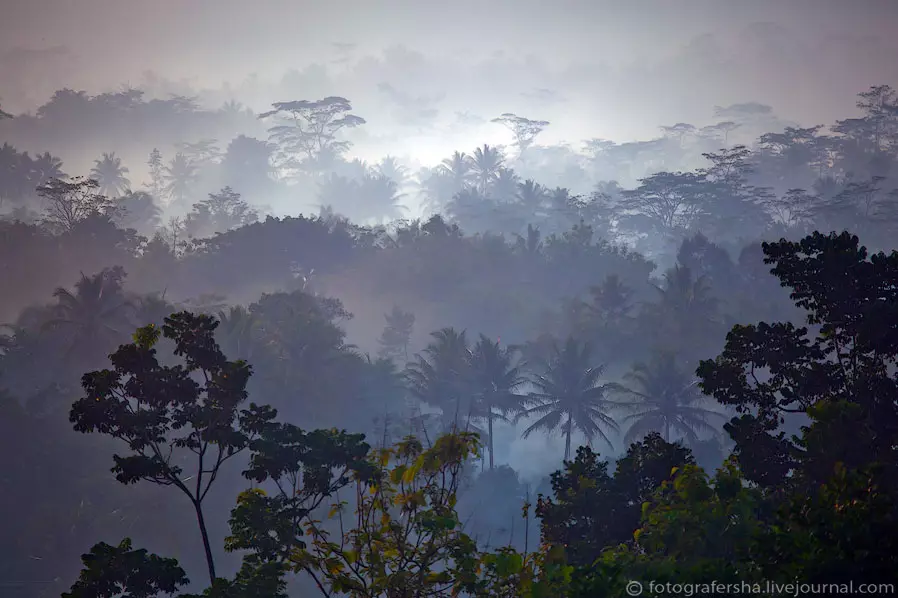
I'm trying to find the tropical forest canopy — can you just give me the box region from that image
[2,40,898,598]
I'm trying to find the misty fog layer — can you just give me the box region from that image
[2,2,898,597]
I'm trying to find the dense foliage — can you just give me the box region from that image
[2,82,898,596]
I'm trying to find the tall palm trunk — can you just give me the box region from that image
[664,420,670,443]
[488,411,495,470]
[564,416,572,462]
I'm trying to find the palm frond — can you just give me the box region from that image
[521,410,564,438]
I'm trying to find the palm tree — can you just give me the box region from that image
[317,173,358,215]
[341,158,370,180]
[163,153,199,206]
[516,179,548,212]
[574,275,635,344]
[439,151,473,189]
[546,187,579,228]
[613,352,727,445]
[586,275,634,322]
[116,190,162,233]
[467,335,528,469]
[405,327,484,434]
[644,265,721,359]
[416,167,465,216]
[216,306,258,361]
[28,152,65,188]
[652,265,718,318]
[90,152,131,197]
[517,337,620,461]
[131,292,175,327]
[489,167,520,202]
[445,187,491,230]
[468,145,504,194]
[356,173,407,223]
[43,267,132,361]
[376,156,408,185]
[363,355,411,446]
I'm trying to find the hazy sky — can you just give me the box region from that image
[3,0,898,145]
[3,1,897,62]
[3,1,898,71]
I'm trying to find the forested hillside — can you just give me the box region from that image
[2,21,898,597]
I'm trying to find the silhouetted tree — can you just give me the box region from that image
[660,122,697,146]
[146,148,165,200]
[762,187,815,232]
[37,176,119,233]
[260,97,365,175]
[90,152,131,197]
[696,145,772,239]
[163,153,199,207]
[489,166,520,203]
[185,187,258,237]
[440,151,474,188]
[700,120,740,146]
[115,190,162,234]
[376,155,408,185]
[516,179,549,214]
[175,139,222,168]
[618,171,705,237]
[468,145,505,195]
[0,144,59,208]
[377,306,415,362]
[216,305,258,361]
[833,85,897,155]
[518,337,620,461]
[535,433,694,566]
[445,187,495,232]
[615,351,726,445]
[44,266,132,361]
[406,327,483,434]
[698,231,898,489]
[468,335,528,469]
[62,538,188,598]
[30,152,66,187]
[642,264,722,362]
[354,173,406,223]
[220,135,275,196]
[70,312,277,584]
[492,113,549,160]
